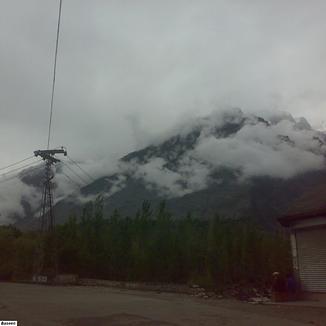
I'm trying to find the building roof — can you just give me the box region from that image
[278,207,326,227]
[278,183,326,227]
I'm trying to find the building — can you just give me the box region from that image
[278,186,326,294]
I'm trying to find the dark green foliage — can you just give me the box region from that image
[0,225,37,280]
[0,200,291,288]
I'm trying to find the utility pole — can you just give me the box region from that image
[33,147,67,282]
[31,0,65,283]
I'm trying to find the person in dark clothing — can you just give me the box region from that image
[286,273,297,300]
[272,272,285,291]
[271,272,286,301]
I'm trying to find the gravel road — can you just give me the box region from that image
[0,282,325,326]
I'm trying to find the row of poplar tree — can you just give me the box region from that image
[0,197,291,288]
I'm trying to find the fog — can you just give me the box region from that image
[0,1,326,219]
[119,109,326,197]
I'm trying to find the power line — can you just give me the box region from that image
[66,155,95,182]
[0,156,35,172]
[47,0,63,150]
[0,159,43,179]
[0,173,25,184]
[61,161,88,185]
[0,161,42,182]
[19,161,44,176]
[0,161,43,184]
[60,170,82,189]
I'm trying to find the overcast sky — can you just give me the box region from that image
[1,0,326,170]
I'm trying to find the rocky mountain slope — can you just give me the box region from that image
[14,109,326,229]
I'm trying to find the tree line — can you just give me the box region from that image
[0,198,292,288]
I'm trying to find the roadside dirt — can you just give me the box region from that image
[0,282,325,326]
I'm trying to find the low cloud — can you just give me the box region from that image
[0,178,39,224]
[120,109,326,197]
[133,157,210,198]
[193,116,325,179]
[1,109,326,221]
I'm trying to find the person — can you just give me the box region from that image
[286,273,297,301]
[271,272,286,302]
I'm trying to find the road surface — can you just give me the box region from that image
[0,282,325,325]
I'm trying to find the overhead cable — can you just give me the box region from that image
[47,0,63,150]
[60,170,82,189]
[61,161,88,185]
[0,161,44,184]
[0,155,35,172]
[0,159,43,179]
[67,155,95,182]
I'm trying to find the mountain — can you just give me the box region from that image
[14,109,326,229]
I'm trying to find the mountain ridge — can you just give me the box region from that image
[11,109,326,229]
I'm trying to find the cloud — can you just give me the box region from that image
[191,112,326,179]
[0,178,39,224]
[1,108,325,221]
[120,109,326,198]
[1,0,326,169]
[0,156,122,222]
[134,158,186,197]
[1,1,326,218]
[131,156,210,198]
[194,135,324,179]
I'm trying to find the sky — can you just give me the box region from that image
[0,0,326,173]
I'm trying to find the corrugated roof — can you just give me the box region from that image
[278,183,326,227]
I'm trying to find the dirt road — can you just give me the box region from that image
[0,282,325,326]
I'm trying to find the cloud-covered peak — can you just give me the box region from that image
[1,108,325,222]
[116,109,326,198]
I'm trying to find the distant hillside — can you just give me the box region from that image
[14,109,326,229]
